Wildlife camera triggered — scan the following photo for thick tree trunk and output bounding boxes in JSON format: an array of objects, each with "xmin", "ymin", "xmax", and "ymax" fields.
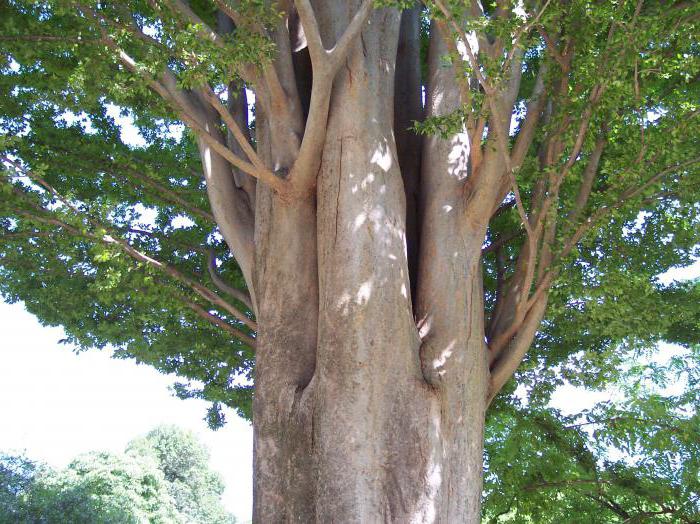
[{"xmin": 251, "ymin": 6, "xmax": 487, "ymax": 522}]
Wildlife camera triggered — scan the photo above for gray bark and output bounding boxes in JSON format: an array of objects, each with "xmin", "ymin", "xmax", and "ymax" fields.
[
  {"xmin": 248, "ymin": 8, "xmax": 491, "ymax": 521},
  {"xmin": 199, "ymin": 3, "xmax": 547, "ymax": 522}
]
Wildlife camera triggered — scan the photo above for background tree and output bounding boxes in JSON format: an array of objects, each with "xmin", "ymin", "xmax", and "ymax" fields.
[
  {"xmin": 127, "ymin": 426, "xmax": 234, "ymax": 524},
  {"xmin": 0, "ymin": 0, "xmax": 698, "ymax": 521},
  {"xmin": 0, "ymin": 426, "xmax": 236, "ymax": 524},
  {"xmin": 0, "ymin": 453, "xmax": 42, "ymax": 521},
  {"xmin": 18, "ymin": 451, "xmax": 181, "ymax": 524}
]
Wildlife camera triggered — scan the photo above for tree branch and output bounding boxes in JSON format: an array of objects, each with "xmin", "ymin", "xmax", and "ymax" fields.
[
  {"xmin": 4, "ymin": 158, "xmax": 257, "ymax": 333},
  {"xmin": 207, "ymin": 250, "xmax": 254, "ymax": 310},
  {"xmin": 200, "ymin": 84, "xmax": 267, "ymax": 174},
  {"xmin": 487, "ymin": 292, "xmax": 549, "ymax": 404},
  {"xmin": 180, "ymin": 298, "xmax": 257, "ymax": 348},
  {"xmin": 288, "ymin": 0, "xmax": 374, "ymax": 193},
  {"xmin": 568, "ymin": 134, "xmax": 606, "ymax": 226}
]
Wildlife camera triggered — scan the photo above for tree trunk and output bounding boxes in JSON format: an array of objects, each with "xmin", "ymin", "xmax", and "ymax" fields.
[{"xmin": 251, "ymin": 6, "xmax": 488, "ymax": 522}]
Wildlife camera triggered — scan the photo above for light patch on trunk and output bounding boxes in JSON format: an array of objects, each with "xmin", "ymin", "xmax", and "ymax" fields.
[
  {"xmin": 200, "ymin": 143, "xmax": 213, "ymax": 180},
  {"xmin": 356, "ymin": 280, "xmax": 373, "ymax": 305},
  {"xmin": 448, "ymin": 133, "xmax": 471, "ymax": 180},
  {"xmin": 353, "ymin": 212, "xmax": 366, "ymax": 232},
  {"xmin": 432, "ymin": 339, "xmax": 456, "ymax": 376},
  {"xmin": 371, "ymin": 146, "xmax": 393, "ymax": 172}
]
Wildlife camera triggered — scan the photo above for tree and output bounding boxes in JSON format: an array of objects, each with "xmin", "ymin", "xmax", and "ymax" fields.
[
  {"xmin": 0, "ymin": 0, "xmax": 698, "ymax": 521},
  {"xmin": 0, "ymin": 453, "xmax": 42, "ymax": 521},
  {"xmin": 127, "ymin": 426, "xmax": 234, "ymax": 524},
  {"xmin": 0, "ymin": 427, "xmax": 236, "ymax": 523},
  {"xmin": 0, "ymin": 451, "xmax": 181, "ymax": 523}
]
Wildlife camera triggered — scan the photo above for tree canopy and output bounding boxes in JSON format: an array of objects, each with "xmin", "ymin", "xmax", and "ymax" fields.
[
  {"xmin": 1, "ymin": 0, "xmax": 699, "ymax": 520},
  {"xmin": 1, "ymin": 0, "xmax": 697, "ymax": 424},
  {"xmin": 484, "ymin": 343, "xmax": 700, "ymax": 522}
]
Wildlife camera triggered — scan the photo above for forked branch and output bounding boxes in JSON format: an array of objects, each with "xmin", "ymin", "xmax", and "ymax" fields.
[{"xmin": 289, "ymin": 0, "xmax": 374, "ymax": 192}]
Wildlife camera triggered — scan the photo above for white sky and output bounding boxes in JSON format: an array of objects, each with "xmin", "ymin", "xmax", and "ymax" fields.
[{"xmin": 0, "ymin": 300, "xmax": 253, "ymax": 523}]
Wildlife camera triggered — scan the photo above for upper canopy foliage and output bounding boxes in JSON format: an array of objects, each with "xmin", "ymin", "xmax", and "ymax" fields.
[{"xmin": 0, "ymin": 0, "xmax": 699, "ymax": 519}]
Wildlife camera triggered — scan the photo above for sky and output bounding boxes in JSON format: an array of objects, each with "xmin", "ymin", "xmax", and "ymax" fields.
[{"xmin": 0, "ymin": 300, "xmax": 253, "ymax": 523}]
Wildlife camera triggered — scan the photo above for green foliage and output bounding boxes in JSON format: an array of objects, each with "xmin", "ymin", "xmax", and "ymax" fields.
[
  {"xmin": 483, "ymin": 345, "xmax": 700, "ymax": 523},
  {"xmin": 127, "ymin": 426, "xmax": 234, "ymax": 524},
  {"xmin": 0, "ymin": 454, "xmax": 41, "ymax": 521},
  {"xmin": 0, "ymin": 426, "xmax": 236, "ymax": 524},
  {"xmin": 0, "ymin": 0, "xmax": 256, "ymax": 424},
  {"xmin": 20, "ymin": 452, "xmax": 181, "ymax": 524},
  {"xmin": 0, "ymin": 0, "xmax": 699, "ymax": 519}
]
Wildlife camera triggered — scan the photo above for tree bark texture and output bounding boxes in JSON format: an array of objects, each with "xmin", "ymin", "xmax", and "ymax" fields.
[
  {"xmin": 247, "ymin": 6, "xmax": 491, "ymax": 521},
  {"xmin": 189, "ymin": 2, "xmax": 548, "ymax": 522}
]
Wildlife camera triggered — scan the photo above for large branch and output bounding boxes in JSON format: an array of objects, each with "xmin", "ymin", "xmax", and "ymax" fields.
[
  {"xmin": 287, "ymin": 0, "xmax": 374, "ymax": 193},
  {"xmin": 487, "ymin": 292, "xmax": 549, "ymax": 404},
  {"xmin": 109, "ymin": 165, "xmax": 215, "ymax": 223},
  {"xmin": 3, "ymin": 158, "xmax": 257, "ymax": 335}
]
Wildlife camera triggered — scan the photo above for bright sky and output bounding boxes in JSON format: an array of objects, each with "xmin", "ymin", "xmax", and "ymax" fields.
[{"xmin": 0, "ymin": 300, "xmax": 253, "ymax": 523}]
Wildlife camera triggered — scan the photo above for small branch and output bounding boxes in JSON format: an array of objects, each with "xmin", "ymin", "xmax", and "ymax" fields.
[
  {"xmin": 181, "ymin": 299, "xmax": 257, "ymax": 348},
  {"xmin": 560, "ymin": 155, "xmax": 700, "ymax": 264},
  {"xmin": 510, "ymin": 62, "xmax": 549, "ymax": 171},
  {"xmin": 113, "ymin": 166, "xmax": 215, "ymax": 223},
  {"xmin": 200, "ymin": 84, "xmax": 267, "ymax": 173},
  {"xmin": 568, "ymin": 134, "xmax": 606, "ymax": 226},
  {"xmin": 0, "ymin": 35, "xmax": 100, "ymax": 43},
  {"xmin": 524, "ymin": 479, "xmax": 611, "ymax": 492},
  {"xmin": 487, "ymin": 247, "xmax": 509, "ymax": 339},
  {"xmin": 503, "ymin": 0, "xmax": 552, "ymax": 73},
  {"xmin": 432, "ymin": 0, "xmax": 493, "ymax": 94},
  {"xmin": 207, "ymin": 250, "xmax": 254, "ymax": 310},
  {"xmin": 482, "ymin": 228, "xmax": 522, "ymax": 255},
  {"xmin": 537, "ymin": 28, "xmax": 568, "ymax": 69}
]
